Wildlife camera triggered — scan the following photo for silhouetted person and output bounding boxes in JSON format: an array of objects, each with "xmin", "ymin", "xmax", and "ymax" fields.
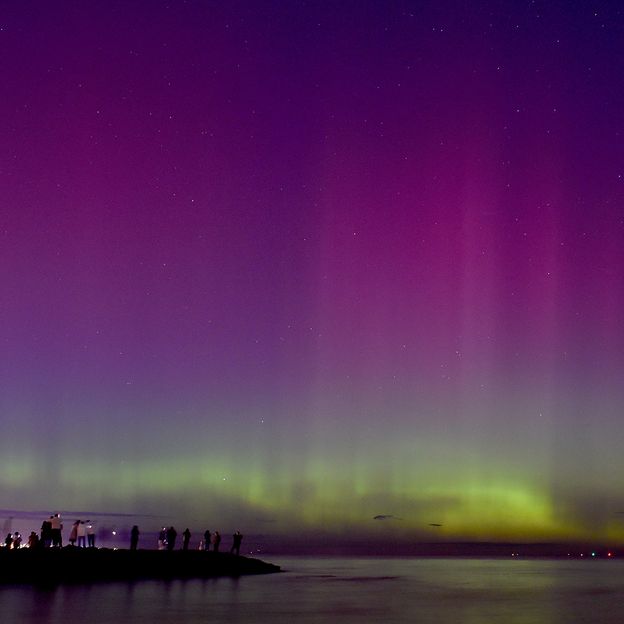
[
  {"xmin": 182, "ymin": 528, "xmax": 191, "ymax": 550},
  {"xmin": 69, "ymin": 521, "xmax": 79, "ymax": 546},
  {"xmin": 87, "ymin": 522, "xmax": 95, "ymax": 548},
  {"xmin": 77, "ymin": 520, "xmax": 86, "ymax": 547},
  {"xmin": 28, "ymin": 532, "xmax": 39, "ymax": 549},
  {"xmin": 158, "ymin": 527, "xmax": 167, "ymax": 550},
  {"xmin": 230, "ymin": 531, "xmax": 243, "ymax": 556},
  {"xmin": 41, "ymin": 517, "xmax": 52, "ymax": 547},
  {"xmin": 212, "ymin": 531, "xmax": 221, "ymax": 552},
  {"xmin": 5, "ymin": 533, "xmax": 13, "ymax": 549},
  {"xmin": 203, "ymin": 530, "xmax": 211, "ymax": 551},
  {"xmin": 50, "ymin": 514, "xmax": 63, "ymax": 547},
  {"xmin": 12, "ymin": 532, "xmax": 21, "ymax": 549},
  {"xmin": 130, "ymin": 525, "xmax": 140, "ymax": 550},
  {"xmin": 166, "ymin": 526, "xmax": 177, "ymax": 551}
]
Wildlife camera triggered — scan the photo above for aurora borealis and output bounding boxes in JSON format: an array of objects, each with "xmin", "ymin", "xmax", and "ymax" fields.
[{"xmin": 2, "ymin": 1, "xmax": 624, "ymax": 547}]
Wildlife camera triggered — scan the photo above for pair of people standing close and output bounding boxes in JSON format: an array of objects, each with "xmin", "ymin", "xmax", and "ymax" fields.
[
  {"xmin": 4, "ymin": 532, "xmax": 21, "ymax": 549},
  {"xmin": 205, "ymin": 530, "xmax": 221, "ymax": 552},
  {"xmin": 50, "ymin": 514, "xmax": 63, "ymax": 547},
  {"xmin": 36, "ymin": 514, "xmax": 63, "ymax": 547},
  {"xmin": 230, "ymin": 531, "xmax": 243, "ymax": 556},
  {"xmin": 202, "ymin": 530, "xmax": 234, "ymax": 553},
  {"xmin": 69, "ymin": 520, "xmax": 87, "ymax": 547}
]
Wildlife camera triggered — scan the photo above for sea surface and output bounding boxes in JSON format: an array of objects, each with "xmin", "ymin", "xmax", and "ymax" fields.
[{"xmin": 2, "ymin": 557, "xmax": 624, "ymax": 623}]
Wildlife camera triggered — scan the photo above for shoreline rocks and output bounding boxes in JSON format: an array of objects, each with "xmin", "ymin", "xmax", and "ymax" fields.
[{"xmin": 0, "ymin": 547, "xmax": 281, "ymax": 585}]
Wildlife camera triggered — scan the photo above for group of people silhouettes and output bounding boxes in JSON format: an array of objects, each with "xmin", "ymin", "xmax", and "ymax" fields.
[
  {"xmin": 36, "ymin": 514, "xmax": 95, "ymax": 548},
  {"xmin": 40, "ymin": 514, "xmax": 69, "ymax": 547},
  {"xmin": 4, "ymin": 532, "xmax": 22, "ymax": 549},
  {"xmin": 68, "ymin": 520, "xmax": 96, "ymax": 548},
  {"xmin": 2, "ymin": 514, "xmax": 96, "ymax": 550},
  {"xmin": 4, "ymin": 531, "xmax": 44, "ymax": 549},
  {"xmin": 2, "ymin": 514, "xmax": 244, "ymax": 555},
  {"xmin": 154, "ymin": 527, "xmax": 243, "ymax": 554}
]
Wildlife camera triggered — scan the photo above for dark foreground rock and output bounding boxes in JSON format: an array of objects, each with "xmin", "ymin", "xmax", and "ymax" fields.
[{"xmin": 0, "ymin": 548, "xmax": 280, "ymax": 585}]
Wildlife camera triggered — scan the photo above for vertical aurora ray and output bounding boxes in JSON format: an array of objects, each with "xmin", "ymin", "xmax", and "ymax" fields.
[{"xmin": 1, "ymin": 1, "xmax": 624, "ymax": 545}]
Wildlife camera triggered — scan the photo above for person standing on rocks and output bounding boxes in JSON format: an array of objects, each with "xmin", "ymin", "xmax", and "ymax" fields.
[
  {"xmin": 158, "ymin": 527, "xmax": 167, "ymax": 550},
  {"xmin": 212, "ymin": 531, "xmax": 221, "ymax": 552},
  {"xmin": 182, "ymin": 528, "xmax": 191, "ymax": 550},
  {"xmin": 230, "ymin": 531, "xmax": 243, "ymax": 556},
  {"xmin": 130, "ymin": 525, "xmax": 140, "ymax": 550},
  {"xmin": 77, "ymin": 521, "xmax": 87, "ymax": 547},
  {"xmin": 87, "ymin": 522, "xmax": 96, "ymax": 548},
  {"xmin": 69, "ymin": 521, "xmax": 79, "ymax": 546},
  {"xmin": 50, "ymin": 514, "xmax": 63, "ymax": 547},
  {"xmin": 41, "ymin": 518, "xmax": 53, "ymax": 547},
  {"xmin": 166, "ymin": 526, "xmax": 177, "ymax": 551}
]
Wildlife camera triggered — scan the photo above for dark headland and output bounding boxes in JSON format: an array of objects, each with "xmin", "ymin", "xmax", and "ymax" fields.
[{"xmin": 0, "ymin": 548, "xmax": 280, "ymax": 585}]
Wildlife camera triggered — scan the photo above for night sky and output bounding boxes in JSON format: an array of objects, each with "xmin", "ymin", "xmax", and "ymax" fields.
[{"xmin": 2, "ymin": 1, "xmax": 624, "ymax": 545}]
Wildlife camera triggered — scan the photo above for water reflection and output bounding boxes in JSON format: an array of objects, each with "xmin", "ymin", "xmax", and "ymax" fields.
[{"xmin": 1, "ymin": 559, "xmax": 623, "ymax": 623}]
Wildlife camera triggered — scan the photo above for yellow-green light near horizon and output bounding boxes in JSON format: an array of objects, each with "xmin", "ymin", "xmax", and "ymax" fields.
[{"xmin": 5, "ymin": 433, "xmax": 623, "ymax": 544}]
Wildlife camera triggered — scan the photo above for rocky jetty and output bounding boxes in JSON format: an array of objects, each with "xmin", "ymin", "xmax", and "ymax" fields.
[{"xmin": 0, "ymin": 548, "xmax": 280, "ymax": 584}]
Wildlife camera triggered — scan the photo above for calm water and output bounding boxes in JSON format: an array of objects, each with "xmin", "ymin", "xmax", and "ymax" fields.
[{"xmin": 2, "ymin": 557, "xmax": 624, "ymax": 623}]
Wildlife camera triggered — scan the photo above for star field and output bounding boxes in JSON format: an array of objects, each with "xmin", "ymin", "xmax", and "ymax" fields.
[{"xmin": 1, "ymin": 1, "xmax": 624, "ymax": 545}]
